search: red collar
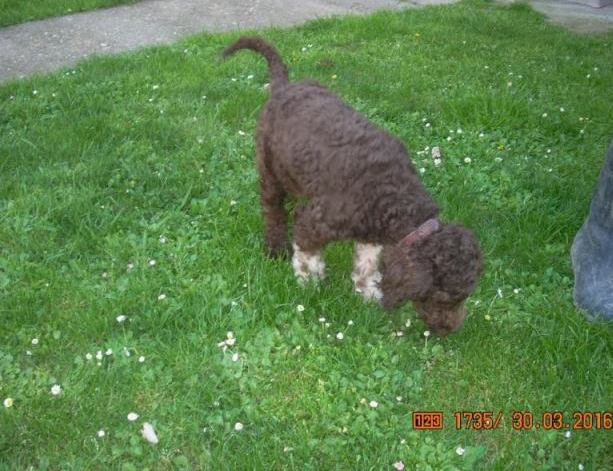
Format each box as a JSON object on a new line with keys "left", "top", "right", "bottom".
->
{"left": 399, "top": 218, "right": 440, "bottom": 248}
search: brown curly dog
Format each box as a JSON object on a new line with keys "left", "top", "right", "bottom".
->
{"left": 223, "top": 37, "right": 483, "bottom": 335}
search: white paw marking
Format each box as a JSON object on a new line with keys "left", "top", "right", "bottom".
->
{"left": 292, "top": 242, "right": 325, "bottom": 283}
{"left": 352, "top": 243, "right": 383, "bottom": 302}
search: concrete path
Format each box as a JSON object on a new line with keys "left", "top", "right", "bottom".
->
{"left": 1, "top": 0, "right": 612, "bottom": 83}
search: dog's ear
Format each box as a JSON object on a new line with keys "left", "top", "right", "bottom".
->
{"left": 403, "top": 257, "right": 433, "bottom": 300}
{"left": 381, "top": 247, "right": 433, "bottom": 309}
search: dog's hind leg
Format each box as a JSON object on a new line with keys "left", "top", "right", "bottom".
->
{"left": 257, "top": 138, "right": 289, "bottom": 258}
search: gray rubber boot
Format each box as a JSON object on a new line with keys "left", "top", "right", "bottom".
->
{"left": 571, "top": 136, "right": 613, "bottom": 320}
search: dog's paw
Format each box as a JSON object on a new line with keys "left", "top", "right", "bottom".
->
{"left": 355, "top": 284, "right": 383, "bottom": 303}
{"left": 353, "top": 271, "right": 383, "bottom": 303}
{"left": 264, "top": 242, "right": 291, "bottom": 259}
{"left": 292, "top": 243, "right": 325, "bottom": 284}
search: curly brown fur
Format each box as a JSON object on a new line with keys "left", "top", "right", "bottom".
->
{"left": 224, "top": 36, "right": 483, "bottom": 335}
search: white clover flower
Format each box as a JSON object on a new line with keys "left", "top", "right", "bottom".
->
{"left": 419, "top": 168, "right": 426, "bottom": 174}
{"left": 507, "top": 81, "right": 513, "bottom": 87}
{"left": 225, "top": 338, "right": 236, "bottom": 347}
{"left": 360, "top": 398, "right": 367, "bottom": 404}
{"left": 405, "top": 319, "right": 411, "bottom": 328}
{"left": 396, "top": 396, "right": 402, "bottom": 402}
{"left": 325, "top": 322, "right": 330, "bottom": 328}
{"left": 456, "top": 446, "right": 465, "bottom": 456}
{"left": 97, "top": 429, "right": 105, "bottom": 437}
{"left": 318, "top": 317, "right": 326, "bottom": 323}
{"left": 484, "top": 314, "right": 492, "bottom": 321}
{"left": 238, "top": 130, "right": 246, "bottom": 136}
{"left": 232, "top": 352, "right": 240, "bottom": 362}
{"left": 542, "top": 112, "right": 548, "bottom": 118}
{"left": 101, "top": 272, "right": 108, "bottom": 279}
{"left": 296, "top": 304, "right": 305, "bottom": 312}
{"left": 142, "top": 422, "right": 159, "bottom": 444}
{"left": 127, "top": 263, "right": 134, "bottom": 271}
{"left": 586, "top": 74, "right": 591, "bottom": 79}
{"left": 3, "top": 398, "right": 13, "bottom": 408}
{"left": 26, "top": 350, "right": 32, "bottom": 356}
{"left": 457, "top": 128, "right": 463, "bottom": 134}
{"left": 148, "top": 259, "right": 156, "bottom": 267}
{"left": 50, "top": 384, "right": 62, "bottom": 396}
{"left": 513, "top": 288, "right": 520, "bottom": 294}
{"left": 123, "top": 347, "right": 131, "bottom": 357}
{"left": 105, "top": 349, "right": 113, "bottom": 356}
{"left": 116, "top": 315, "right": 127, "bottom": 323}
{"left": 157, "top": 293, "right": 166, "bottom": 301}
{"left": 564, "top": 431, "right": 572, "bottom": 438}
{"left": 395, "top": 331, "right": 404, "bottom": 337}
{"left": 425, "top": 122, "right": 431, "bottom": 128}
{"left": 159, "top": 235, "right": 166, "bottom": 244}
{"left": 579, "top": 464, "right": 584, "bottom": 470}
{"left": 284, "top": 446, "right": 293, "bottom": 452}
{"left": 234, "top": 422, "right": 244, "bottom": 432}
{"left": 127, "top": 412, "right": 139, "bottom": 421}
{"left": 479, "top": 132, "right": 485, "bottom": 138}
{"left": 464, "top": 157, "right": 472, "bottom": 164}
{"left": 85, "top": 353, "right": 93, "bottom": 361}
{"left": 393, "top": 461, "right": 405, "bottom": 470}
{"left": 336, "top": 332, "right": 344, "bottom": 340}
{"left": 560, "top": 107, "right": 565, "bottom": 112}
{"left": 247, "top": 75, "right": 254, "bottom": 80}
{"left": 369, "top": 400, "right": 379, "bottom": 408}
{"left": 31, "top": 338, "right": 39, "bottom": 345}
{"left": 96, "top": 351, "right": 103, "bottom": 361}
{"left": 229, "top": 200, "right": 237, "bottom": 206}
{"left": 347, "top": 320, "right": 354, "bottom": 326}
{"left": 138, "top": 356, "right": 145, "bottom": 363}
{"left": 423, "top": 330, "right": 431, "bottom": 338}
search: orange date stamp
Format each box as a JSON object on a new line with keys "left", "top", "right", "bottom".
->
{"left": 511, "top": 411, "right": 612, "bottom": 431}
{"left": 411, "top": 411, "right": 612, "bottom": 430}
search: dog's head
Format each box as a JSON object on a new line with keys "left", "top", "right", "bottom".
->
{"left": 380, "top": 223, "right": 482, "bottom": 335}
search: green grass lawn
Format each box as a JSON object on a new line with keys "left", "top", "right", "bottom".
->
{"left": 1, "top": 0, "right": 612, "bottom": 468}
{"left": 0, "top": 0, "right": 138, "bottom": 27}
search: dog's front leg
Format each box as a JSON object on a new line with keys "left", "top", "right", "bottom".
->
{"left": 352, "top": 243, "right": 383, "bottom": 302}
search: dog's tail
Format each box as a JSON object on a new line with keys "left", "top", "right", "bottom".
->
{"left": 222, "top": 36, "right": 289, "bottom": 92}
